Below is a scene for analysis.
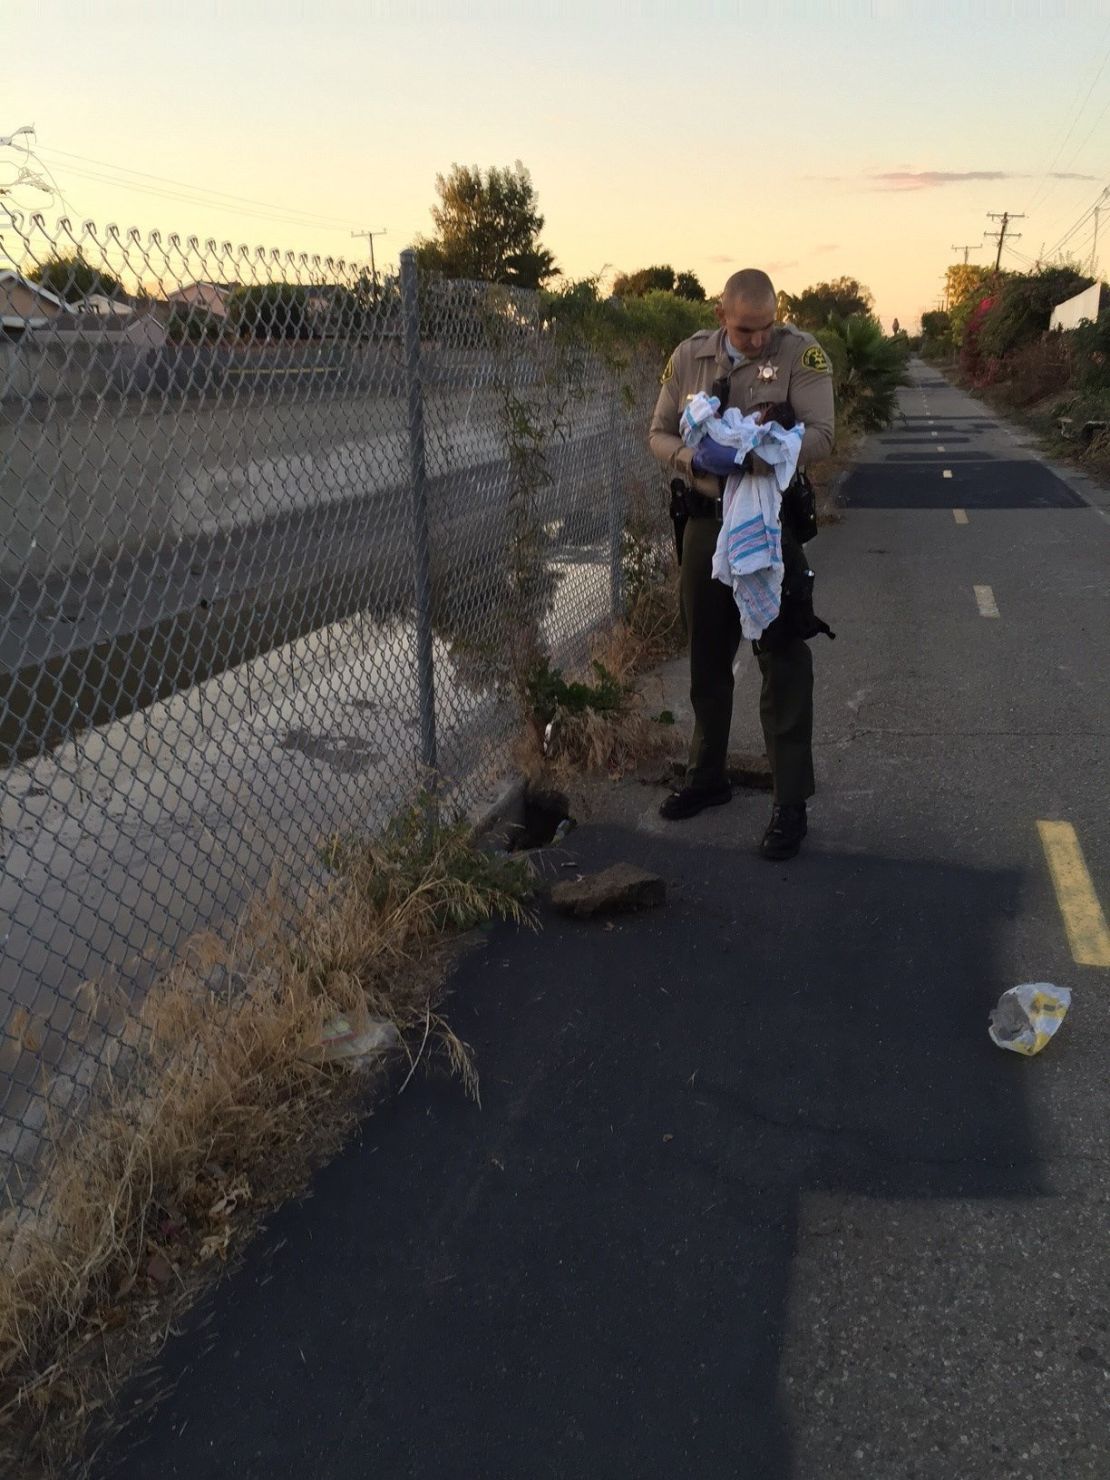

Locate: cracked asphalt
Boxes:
[92,363,1110,1479]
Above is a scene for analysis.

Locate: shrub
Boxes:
[1070,308,1110,391]
[164,305,224,343]
[986,335,1074,408]
[229,283,316,340]
[540,279,715,369]
[975,265,1094,362]
[816,314,910,432]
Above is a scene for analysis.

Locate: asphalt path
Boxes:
[91,362,1110,1479]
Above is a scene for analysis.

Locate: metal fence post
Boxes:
[608,385,624,618]
[400,248,438,786]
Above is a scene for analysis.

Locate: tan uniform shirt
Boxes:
[649,323,835,499]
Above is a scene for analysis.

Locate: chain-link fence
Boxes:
[0,217,668,1217]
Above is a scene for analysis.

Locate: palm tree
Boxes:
[818,315,910,431]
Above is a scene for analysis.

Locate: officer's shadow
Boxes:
[440,824,1042,1480]
[91,826,1041,1480]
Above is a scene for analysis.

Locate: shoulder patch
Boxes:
[660,356,674,385]
[801,344,831,374]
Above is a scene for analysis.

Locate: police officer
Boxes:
[649,268,835,860]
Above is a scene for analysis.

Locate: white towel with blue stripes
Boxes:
[713,417,804,639]
[712,471,787,639]
[679,403,806,637]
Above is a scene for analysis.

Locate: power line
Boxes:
[1029,94,1110,255]
[1003,242,1035,268]
[1056,92,1110,183]
[1023,29,1110,217]
[1038,179,1105,247]
[31,158,360,237]
[37,145,361,230]
[1045,185,1109,263]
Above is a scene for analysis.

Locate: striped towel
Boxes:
[711,422,804,639]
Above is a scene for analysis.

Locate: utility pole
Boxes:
[950,242,981,265]
[986,211,1024,272]
[351,227,388,298]
[1091,204,1102,279]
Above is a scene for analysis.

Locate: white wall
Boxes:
[1050,282,1101,332]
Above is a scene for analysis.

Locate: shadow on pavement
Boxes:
[95,822,1041,1480]
[842,457,1085,509]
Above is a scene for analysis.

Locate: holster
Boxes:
[781,469,819,545]
[669,478,689,564]
[758,566,836,649]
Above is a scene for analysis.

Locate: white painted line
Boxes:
[953,509,969,524]
[942,469,953,479]
[974,584,999,618]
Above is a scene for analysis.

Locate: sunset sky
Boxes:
[5,0,1110,330]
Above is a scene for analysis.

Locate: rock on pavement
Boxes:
[550,863,666,919]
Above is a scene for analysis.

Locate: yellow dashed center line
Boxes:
[953,509,969,524]
[1037,821,1110,967]
[974,584,999,617]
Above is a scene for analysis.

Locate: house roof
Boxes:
[0,269,69,312]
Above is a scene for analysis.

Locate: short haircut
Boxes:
[721,269,776,306]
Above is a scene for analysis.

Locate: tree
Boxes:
[779,276,874,331]
[673,271,706,302]
[27,251,121,303]
[816,313,910,432]
[538,277,715,363]
[945,266,998,348]
[165,305,223,344]
[613,265,674,297]
[920,310,951,340]
[229,284,315,339]
[944,263,992,313]
[612,265,706,301]
[891,317,900,334]
[414,161,558,289]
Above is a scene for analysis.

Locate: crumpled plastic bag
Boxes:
[304,1015,400,1068]
[989,983,1072,1056]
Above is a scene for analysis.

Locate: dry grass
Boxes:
[518,594,684,786]
[0,805,532,1476]
[623,564,684,668]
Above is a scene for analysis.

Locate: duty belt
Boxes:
[684,488,724,520]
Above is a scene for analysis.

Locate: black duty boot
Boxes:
[760,802,808,860]
[659,783,732,821]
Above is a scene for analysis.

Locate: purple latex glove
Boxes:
[691,436,741,478]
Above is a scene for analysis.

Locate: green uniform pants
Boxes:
[680,514,815,805]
